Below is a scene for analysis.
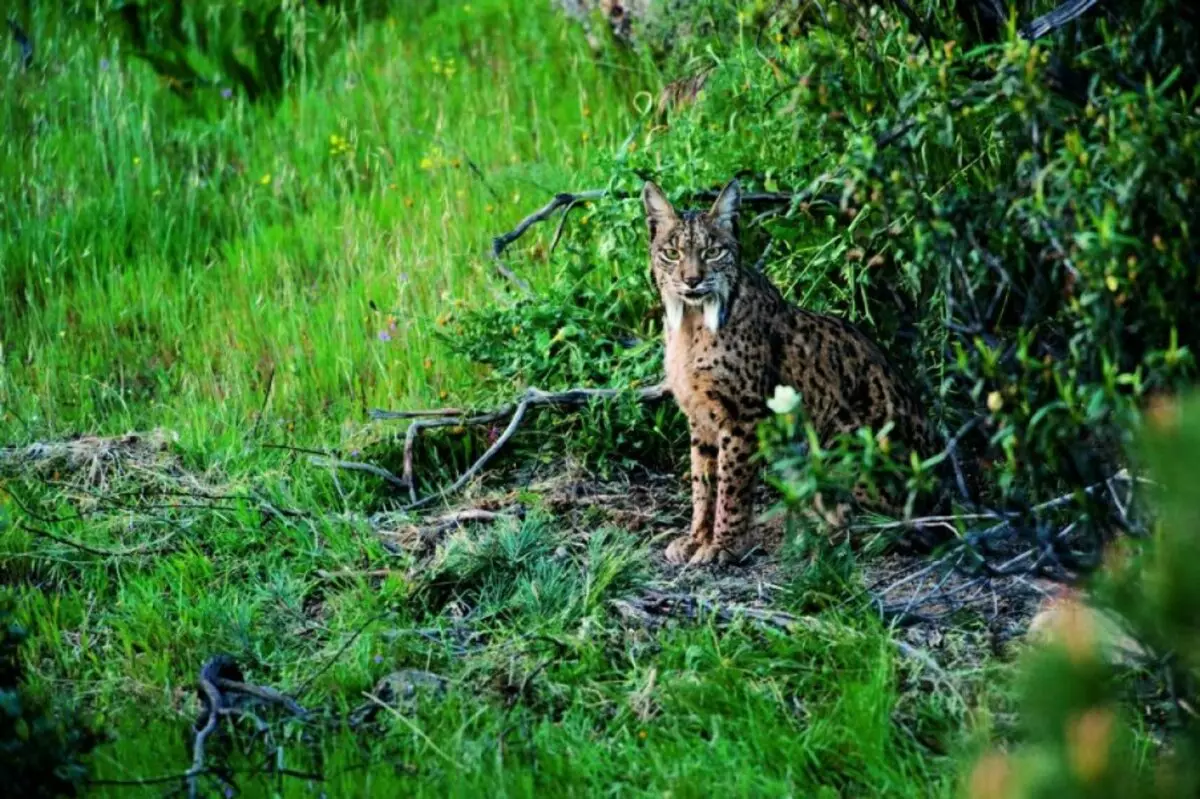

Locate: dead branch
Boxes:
[183,655,311,798]
[370,506,519,555]
[215,677,309,718]
[316,568,402,581]
[612,589,949,680]
[188,659,225,799]
[1020,0,1100,41]
[308,456,409,491]
[18,522,177,558]
[487,185,815,288]
[490,189,607,288]
[369,383,669,511]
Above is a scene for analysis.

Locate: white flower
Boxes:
[766,385,801,415]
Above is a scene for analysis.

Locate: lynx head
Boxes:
[642,178,741,332]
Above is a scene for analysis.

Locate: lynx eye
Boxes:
[659,247,682,263]
[702,246,727,262]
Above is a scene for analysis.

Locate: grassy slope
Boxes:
[1,2,991,795]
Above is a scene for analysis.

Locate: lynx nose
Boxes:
[682,274,704,288]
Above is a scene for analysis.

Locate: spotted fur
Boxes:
[643,179,933,566]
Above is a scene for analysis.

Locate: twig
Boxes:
[369,383,669,511]
[369,407,467,420]
[399,412,506,504]
[309,456,409,492]
[215,678,308,718]
[18,522,176,558]
[293,611,390,697]
[251,367,276,440]
[188,663,224,799]
[316,568,401,581]
[262,443,337,458]
[614,590,951,680]
[490,189,607,289]
[1020,0,1100,41]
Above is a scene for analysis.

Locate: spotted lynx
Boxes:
[643,178,933,566]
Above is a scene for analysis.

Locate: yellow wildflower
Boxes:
[259,173,272,185]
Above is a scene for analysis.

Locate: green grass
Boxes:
[2,2,1001,795]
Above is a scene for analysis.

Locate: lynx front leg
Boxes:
[665,433,718,564]
[689,428,757,566]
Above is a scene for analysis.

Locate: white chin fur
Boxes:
[702,297,723,332]
[662,293,725,333]
[663,295,684,332]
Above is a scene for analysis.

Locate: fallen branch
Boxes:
[1020,0,1100,41]
[490,189,606,289]
[184,655,311,798]
[372,507,520,554]
[316,568,403,581]
[308,456,409,492]
[612,589,949,680]
[18,521,177,558]
[369,383,669,511]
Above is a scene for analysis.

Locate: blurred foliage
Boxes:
[0,593,99,797]
[103,0,436,106]
[964,392,1200,798]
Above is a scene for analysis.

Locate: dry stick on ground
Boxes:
[613,589,950,682]
[18,521,177,558]
[370,384,670,511]
[371,508,518,555]
[186,656,311,798]
[308,456,410,491]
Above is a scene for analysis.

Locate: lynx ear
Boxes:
[707,178,740,234]
[642,181,678,241]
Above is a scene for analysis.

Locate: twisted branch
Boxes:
[369,383,670,511]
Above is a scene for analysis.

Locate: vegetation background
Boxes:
[1,0,1198,796]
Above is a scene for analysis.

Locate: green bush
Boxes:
[964,392,1200,798]
[453,0,1198,561]
[0,593,99,797]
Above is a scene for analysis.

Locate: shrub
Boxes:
[963,392,1200,798]
[0,593,99,797]
[452,0,1199,565]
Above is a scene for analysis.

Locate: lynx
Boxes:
[643,178,933,566]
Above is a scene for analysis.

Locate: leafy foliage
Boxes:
[965,392,1200,798]
[453,0,1199,565]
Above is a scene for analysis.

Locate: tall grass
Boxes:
[1,0,645,447]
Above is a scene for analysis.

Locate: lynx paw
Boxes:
[664,535,700,564]
[686,543,737,567]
